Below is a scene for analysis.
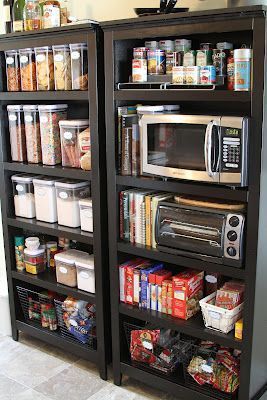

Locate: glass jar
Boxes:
[11,174,36,218]
[23,0,42,31]
[5,50,21,92]
[52,44,72,90]
[23,105,42,163]
[70,43,88,91]
[35,46,54,91]
[43,0,60,29]
[19,48,37,91]
[7,105,27,162]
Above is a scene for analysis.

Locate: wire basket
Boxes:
[16,286,58,331]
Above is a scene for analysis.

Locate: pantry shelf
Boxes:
[0,91,88,101]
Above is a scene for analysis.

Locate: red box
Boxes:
[125,259,146,304]
[149,270,172,285]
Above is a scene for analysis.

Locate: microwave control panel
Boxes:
[221,128,242,172]
[224,213,245,261]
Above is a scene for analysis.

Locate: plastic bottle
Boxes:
[23,0,42,30]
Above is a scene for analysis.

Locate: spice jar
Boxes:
[35,46,54,91]
[43,0,61,29]
[33,177,58,223]
[38,104,68,165]
[11,174,36,219]
[23,0,42,31]
[5,50,21,92]
[234,48,252,91]
[70,43,88,91]
[19,48,37,91]
[15,236,25,272]
[24,248,45,274]
[7,105,27,162]
[46,241,57,268]
[23,105,42,164]
[52,44,72,90]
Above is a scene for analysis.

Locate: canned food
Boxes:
[185,66,200,85]
[213,49,229,76]
[159,40,174,52]
[183,50,196,67]
[174,39,192,52]
[147,49,166,75]
[217,42,233,50]
[196,49,213,67]
[145,41,158,50]
[166,52,183,74]
[132,59,147,82]
[200,66,216,85]
[133,47,148,59]
[172,66,186,84]
[200,43,214,50]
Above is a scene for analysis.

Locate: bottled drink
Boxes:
[23,0,42,30]
[3,0,14,33]
[13,0,25,32]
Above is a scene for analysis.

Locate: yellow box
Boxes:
[235,318,243,340]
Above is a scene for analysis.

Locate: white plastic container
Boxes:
[79,199,93,232]
[55,249,88,287]
[11,174,36,219]
[55,180,90,228]
[76,253,95,293]
[199,292,244,334]
[33,177,58,223]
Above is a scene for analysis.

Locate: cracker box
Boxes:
[172,270,204,320]
[140,263,164,309]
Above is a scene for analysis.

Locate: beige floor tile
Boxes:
[122,377,167,400]
[19,333,47,350]
[0,374,28,400]
[0,336,31,373]
[40,343,80,364]
[15,388,52,400]
[73,358,99,376]
[87,382,137,400]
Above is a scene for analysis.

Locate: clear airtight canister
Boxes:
[35,46,54,91]
[52,44,72,91]
[234,48,252,91]
[23,105,42,164]
[11,174,36,218]
[7,105,27,162]
[70,43,88,90]
[5,50,21,92]
[33,177,58,223]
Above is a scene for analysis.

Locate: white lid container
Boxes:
[76,253,95,293]
[25,237,40,250]
[11,174,36,183]
[33,177,58,223]
[12,174,36,219]
[79,198,93,232]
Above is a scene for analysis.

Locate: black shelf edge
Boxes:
[16,320,98,362]
[0,91,88,101]
[7,217,93,245]
[117,242,245,279]
[119,303,243,350]
[116,176,248,202]
[4,162,92,180]
[12,270,95,302]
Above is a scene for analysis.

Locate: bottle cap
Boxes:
[234,48,252,59]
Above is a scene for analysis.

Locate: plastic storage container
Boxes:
[11,174,36,218]
[38,104,68,165]
[25,236,40,250]
[19,48,37,91]
[35,46,54,91]
[55,249,83,287]
[76,253,95,293]
[55,180,90,227]
[33,177,58,223]
[24,248,46,274]
[7,105,27,162]
[52,44,72,90]
[5,50,21,92]
[23,105,42,164]
[70,43,88,90]
[79,199,93,232]
[59,120,90,168]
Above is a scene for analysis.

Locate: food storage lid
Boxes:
[216,42,233,50]
[163,105,180,111]
[75,253,94,270]
[5,49,19,57]
[70,43,88,50]
[33,177,57,186]
[7,105,23,111]
[38,104,68,111]
[79,199,92,207]
[59,120,89,128]
[23,105,39,111]
[19,48,34,53]
[234,48,252,59]
[25,237,40,250]
[137,105,164,114]
[52,44,70,50]
[24,248,45,256]
[34,46,52,52]
[55,179,90,189]
[54,249,88,265]
[11,173,38,183]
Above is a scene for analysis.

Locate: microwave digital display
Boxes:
[225,128,240,136]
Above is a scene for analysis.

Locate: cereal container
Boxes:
[70,43,88,91]
[23,105,42,164]
[52,44,72,90]
[79,199,93,232]
[55,249,87,287]
[33,177,58,223]
[35,46,54,91]
[59,120,90,168]
[11,174,36,219]
[76,253,95,293]
[24,248,46,275]
[55,180,90,228]
[19,48,37,91]
[7,105,27,162]
[38,104,68,165]
[5,50,21,92]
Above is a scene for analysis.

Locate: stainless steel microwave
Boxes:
[140,114,249,186]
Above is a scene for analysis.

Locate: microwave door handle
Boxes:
[204,121,215,178]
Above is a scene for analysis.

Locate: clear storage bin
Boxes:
[54,249,86,287]
[38,104,68,165]
[70,43,88,91]
[19,48,37,91]
[35,46,54,91]
[55,180,90,227]
[24,248,46,275]
[7,105,27,162]
[11,174,36,218]
[23,105,42,164]
[79,199,93,232]
[76,253,95,293]
[5,50,21,92]
[59,120,90,168]
[33,177,58,223]
[53,44,72,91]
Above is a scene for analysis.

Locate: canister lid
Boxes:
[163,105,180,112]
[7,105,23,111]
[79,198,92,207]
[5,49,19,55]
[34,46,52,52]
[55,179,90,189]
[24,248,45,256]
[59,120,89,128]
[19,48,34,52]
[234,48,252,59]
[33,177,57,186]
[11,173,38,183]
[52,44,70,50]
[75,253,94,269]
[23,105,39,111]
[38,104,68,111]
[54,249,88,265]
[137,105,164,113]
[216,42,233,50]
[46,241,58,249]
[70,43,88,50]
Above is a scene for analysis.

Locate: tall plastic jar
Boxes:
[38,104,68,165]
[23,105,42,164]
[19,48,37,91]
[70,43,88,91]
[52,44,72,90]
[7,105,27,162]
[234,48,252,91]
[11,174,36,218]
[5,50,21,92]
[33,177,58,223]
[35,46,54,91]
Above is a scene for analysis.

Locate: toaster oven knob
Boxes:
[227,231,238,242]
[227,247,237,257]
[229,216,240,228]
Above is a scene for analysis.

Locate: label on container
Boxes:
[40,115,48,123]
[80,271,89,279]
[6,57,15,65]
[83,209,93,218]
[4,5,11,22]
[13,20,24,32]
[36,54,46,63]
[54,54,64,62]
[16,184,24,192]
[9,114,17,121]
[59,266,68,274]
[205,275,218,284]
[25,115,33,123]
[59,191,68,199]
[71,51,80,60]
[20,55,29,64]
[64,131,73,140]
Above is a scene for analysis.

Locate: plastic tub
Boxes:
[24,248,46,275]
[7,105,27,162]
[79,199,93,232]
[35,46,54,91]
[53,44,72,90]
[76,253,95,293]
[55,249,86,287]
[23,105,42,164]
[33,177,58,223]
[19,48,37,91]
[11,174,36,218]
[70,43,88,90]
[38,104,68,165]
[59,120,90,168]
[5,50,21,92]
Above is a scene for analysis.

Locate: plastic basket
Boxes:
[199,292,244,334]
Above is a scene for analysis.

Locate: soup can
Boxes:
[196,49,213,67]
[213,49,229,76]
[200,66,216,85]
[172,66,186,84]
[145,41,158,50]
[185,66,200,85]
[159,40,174,52]
[132,59,147,82]
[147,49,166,75]
[133,47,148,59]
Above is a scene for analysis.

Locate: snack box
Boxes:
[215,288,244,310]
[119,258,144,303]
[162,279,173,314]
[140,263,164,309]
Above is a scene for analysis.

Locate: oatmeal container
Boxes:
[38,104,68,165]
[19,48,37,91]
[33,177,58,223]
[59,119,89,168]
[79,199,93,232]
[55,249,87,287]
[76,253,95,293]
[52,44,72,90]
[35,46,54,91]
[5,50,21,92]
[23,105,42,164]
[11,174,37,219]
[70,43,88,91]
[55,180,90,228]
[7,105,27,162]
